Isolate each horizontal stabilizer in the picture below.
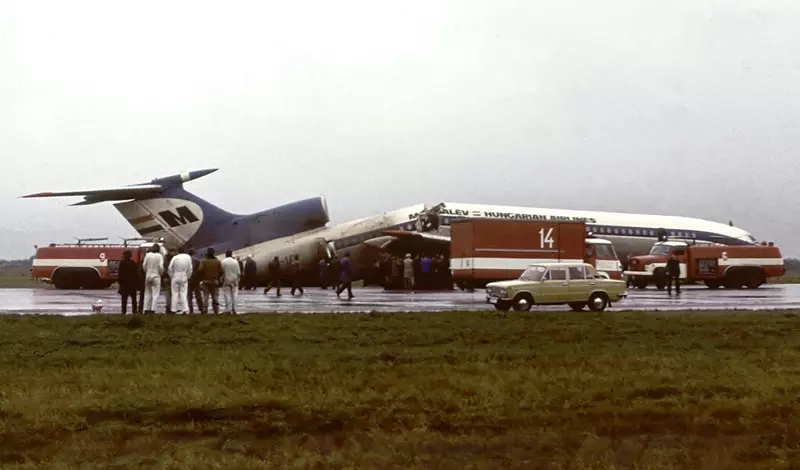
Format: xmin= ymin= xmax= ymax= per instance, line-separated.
xmin=19 ymin=169 xmax=218 ymax=205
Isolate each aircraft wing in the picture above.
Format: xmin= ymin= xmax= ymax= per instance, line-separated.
xmin=21 ymin=185 xmax=164 ymax=206
xmin=381 ymin=229 xmax=452 ymax=244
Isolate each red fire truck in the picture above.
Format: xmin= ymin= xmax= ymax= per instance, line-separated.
xmin=31 ymin=238 xmax=153 ymax=289
xmin=624 ymin=239 xmax=785 ymax=290
xmin=450 ymin=219 xmax=623 ymax=286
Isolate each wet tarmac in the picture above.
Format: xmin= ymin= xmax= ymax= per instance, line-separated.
xmin=1 ymin=284 xmax=799 ymax=315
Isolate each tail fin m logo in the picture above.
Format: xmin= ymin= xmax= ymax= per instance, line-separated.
xmin=159 ymin=206 xmax=200 ymax=228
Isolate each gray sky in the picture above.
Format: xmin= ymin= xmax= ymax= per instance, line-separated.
xmin=1 ymin=0 xmax=798 ymax=259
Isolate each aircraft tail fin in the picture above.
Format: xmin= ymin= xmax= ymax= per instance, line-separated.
xmin=113 ymin=186 xmax=235 ymax=250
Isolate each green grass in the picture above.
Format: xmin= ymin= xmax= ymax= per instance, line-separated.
xmin=0 ymin=267 xmax=45 ymax=289
xmin=4 ymin=312 xmax=800 ymax=468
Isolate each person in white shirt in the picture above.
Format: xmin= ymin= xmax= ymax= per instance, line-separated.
xmin=142 ymin=244 xmax=164 ymax=313
xmin=221 ymin=249 xmax=242 ymax=314
xmin=168 ymin=246 xmax=193 ymax=314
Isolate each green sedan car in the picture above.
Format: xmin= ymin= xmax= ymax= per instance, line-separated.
xmin=485 ymin=262 xmax=628 ymax=312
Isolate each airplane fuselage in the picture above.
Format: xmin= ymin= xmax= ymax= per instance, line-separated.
xmin=230 ymin=201 xmax=758 ymax=284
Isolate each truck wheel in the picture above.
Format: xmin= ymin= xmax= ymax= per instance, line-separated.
xmin=569 ymin=302 xmax=586 ymax=312
xmin=587 ymin=293 xmax=608 ymax=312
xmin=494 ymin=300 xmax=512 ymax=312
xmin=512 ymin=293 xmax=533 ymax=311
xmin=653 ymin=269 xmax=666 ymax=290
xmin=723 ymin=270 xmax=744 ymax=289
xmin=704 ymin=280 xmax=721 ymax=289
xmin=745 ymin=271 xmax=765 ymax=289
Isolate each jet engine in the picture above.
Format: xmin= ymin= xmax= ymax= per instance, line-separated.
xmin=235 ymin=236 xmax=334 ymax=281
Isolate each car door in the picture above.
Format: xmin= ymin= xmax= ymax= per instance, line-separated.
xmin=541 ymin=266 xmax=569 ymax=303
xmin=567 ymin=265 xmax=593 ymax=301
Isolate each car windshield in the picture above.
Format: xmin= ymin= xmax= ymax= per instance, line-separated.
xmin=519 ymin=266 xmax=546 ymax=281
xmin=649 ymin=245 xmax=672 ymax=255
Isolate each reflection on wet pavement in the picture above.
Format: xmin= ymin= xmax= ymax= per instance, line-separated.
xmin=0 ymin=284 xmax=798 ymax=316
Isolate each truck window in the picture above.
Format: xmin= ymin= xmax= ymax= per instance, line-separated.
xmin=568 ymin=266 xmax=586 ymax=280
xmin=649 ymin=245 xmax=671 ymax=255
xmin=547 ymin=268 xmax=567 ymax=281
xmin=595 ymin=244 xmax=615 ymax=259
xmin=584 ymin=245 xmax=594 ymax=257
xmin=673 ymin=248 xmax=686 ymax=256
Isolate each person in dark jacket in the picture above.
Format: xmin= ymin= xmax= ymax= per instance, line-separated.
xmin=335 ymin=251 xmax=354 ymax=300
xmin=263 ymin=256 xmax=282 ymax=296
xmin=118 ymin=250 xmax=139 ymax=314
xmin=289 ymin=254 xmax=304 ymax=295
xmin=197 ymin=247 xmax=222 ymax=314
xmin=666 ymin=253 xmax=681 ymax=295
xmin=187 ymin=248 xmax=203 ymax=314
xmin=243 ymin=255 xmax=258 ymax=290
xmin=318 ymin=257 xmax=330 ymax=289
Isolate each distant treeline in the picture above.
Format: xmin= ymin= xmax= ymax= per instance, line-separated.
xmin=0 ymin=257 xmax=33 ymax=270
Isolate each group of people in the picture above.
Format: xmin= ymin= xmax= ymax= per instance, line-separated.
xmin=116 ymin=247 xmax=358 ymax=314
xmin=117 ymin=244 xmax=243 ymax=315
xmin=374 ymin=253 xmax=451 ymax=291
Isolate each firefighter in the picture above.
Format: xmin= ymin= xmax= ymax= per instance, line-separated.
xmin=263 ymin=256 xmax=282 ymax=296
xmin=118 ymin=250 xmax=139 ymax=314
xmin=168 ymin=246 xmax=193 ymax=314
xmin=142 ymin=244 xmax=164 ymax=313
xmin=336 ymin=251 xmax=354 ymax=299
xmin=666 ymin=253 xmax=681 ymax=295
xmin=197 ymin=247 xmax=222 ymax=314
xmin=221 ymin=249 xmax=241 ymax=314
xmin=187 ymin=248 xmax=203 ymax=314
xmin=289 ymin=254 xmax=304 ymax=296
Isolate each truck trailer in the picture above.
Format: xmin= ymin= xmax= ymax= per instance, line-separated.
xmin=449 ymin=218 xmax=622 ymax=287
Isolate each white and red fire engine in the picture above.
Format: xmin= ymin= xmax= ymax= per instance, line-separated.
xmin=624 ymin=239 xmax=784 ymax=290
xmin=31 ymin=238 xmax=154 ymax=289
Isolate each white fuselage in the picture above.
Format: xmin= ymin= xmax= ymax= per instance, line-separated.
xmin=228 ymin=201 xmax=758 ymax=280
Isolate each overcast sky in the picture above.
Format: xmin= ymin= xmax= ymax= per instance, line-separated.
xmin=1 ymin=0 xmax=798 ymax=259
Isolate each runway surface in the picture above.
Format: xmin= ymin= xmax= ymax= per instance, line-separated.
xmin=1 ymin=284 xmax=799 ymax=315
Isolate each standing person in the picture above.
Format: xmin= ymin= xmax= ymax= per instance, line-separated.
xmin=118 ymin=250 xmax=139 ymax=315
xmin=289 ymin=254 xmax=305 ymax=296
xmin=244 ymin=255 xmax=258 ymax=290
xmin=187 ymin=248 xmax=203 ymax=314
xmin=336 ymin=251 xmax=354 ymax=300
xmin=390 ymin=255 xmax=402 ymax=290
xmin=318 ymin=257 xmax=330 ymax=289
xmin=419 ymin=254 xmax=432 ymax=290
xmin=142 ymin=244 xmax=164 ymax=313
xmin=402 ymin=254 xmax=414 ymax=291
xmin=264 ymin=256 xmax=282 ymax=296
xmin=162 ymin=248 xmax=176 ymax=314
xmin=221 ymin=250 xmax=241 ymax=314
xmin=666 ymin=253 xmax=681 ymax=295
xmin=197 ymin=247 xmax=222 ymax=314
xmin=168 ymin=247 xmax=193 ymax=314
xmin=136 ymin=250 xmax=145 ymax=313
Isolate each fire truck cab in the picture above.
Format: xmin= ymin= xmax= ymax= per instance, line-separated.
xmin=625 ymin=239 xmax=785 ymax=290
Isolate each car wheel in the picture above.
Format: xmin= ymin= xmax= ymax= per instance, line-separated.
xmin=512 ymin=294 xmax=533 ymax=311
xmin=587 ymin=293 xmax=608 ymax=312
xmin=569 ymin=302 xmax=585 ymax=312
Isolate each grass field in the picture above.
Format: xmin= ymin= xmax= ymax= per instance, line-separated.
xmin=3 ymin=312 xmax=800 ymax=468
